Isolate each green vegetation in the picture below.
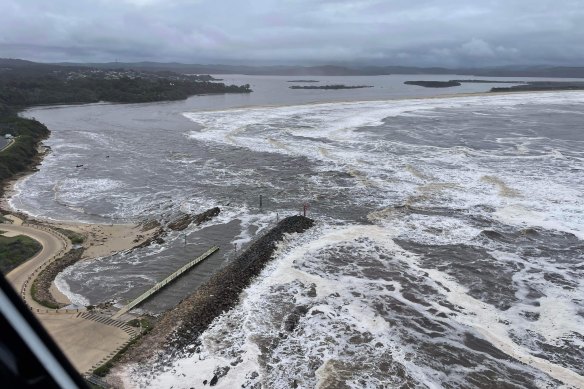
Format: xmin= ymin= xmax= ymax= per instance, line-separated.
xmin=0 ymin=60 xmax=252 ymax=198
xmin=30 ymin=281 xmax=60 ymax=309
xmin=31 ymin=248 xmax=84 ymax=309
xmin=0 ymin=75 xmax=251 ymax=106
xmin=404 ymin=80 xmax=461 ymax=88
xmin=0 ymin=234 xmax=42 ymax=273
xmin=0 ymin=61 xmax=251 ymax=107
xmin=289 ymin=84 xmax=373 ymax=90
xmin=0 ymin=114 xmax=50 ymax=195
xmin=55 ymin=227 xmax=85 ymax=244
xmin=127 ymin=317 xmax=153 ymax=332
xmin=491 ymin=81 xmax=584 ymax=93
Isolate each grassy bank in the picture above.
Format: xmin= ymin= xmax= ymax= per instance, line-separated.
xmin=0 ymin=233 xmax=42 ymax=273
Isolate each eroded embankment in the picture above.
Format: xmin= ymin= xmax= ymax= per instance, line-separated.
xmin=121 ymin=215 xmax=314 ymax=364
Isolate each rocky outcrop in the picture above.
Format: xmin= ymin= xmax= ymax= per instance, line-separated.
xmin=192 ymin=207 xmax=221 ymax=226
xmin=140 ymin=219 xmax=161 ymax=232
xmin=167 ymin=214 xmax=191 ymax=231
xmin=167 ymin=207 xmax=220 ymax=231
xmin=132 ymin=227 xmax=165 ymax=250
xmin=122 ymin=215 xmax=314 ymax=363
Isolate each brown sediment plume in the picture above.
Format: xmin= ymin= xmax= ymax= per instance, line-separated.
xmin=481 ymin=175 xmax=521 ymax=197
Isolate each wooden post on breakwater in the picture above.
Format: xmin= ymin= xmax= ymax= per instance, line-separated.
xmin=112 ymin=246 xmax=219 ymax=319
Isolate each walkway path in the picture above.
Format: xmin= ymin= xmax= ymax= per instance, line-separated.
xmin=4 ymin=221 xmax=69 ymax=310
xmin=3 ymin=219 xmax=136 ymax=374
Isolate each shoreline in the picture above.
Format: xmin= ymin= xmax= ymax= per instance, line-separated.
xmin=3 ymin=88 xmax=583 ymax=382
xmin=4 ymin=87 xmax=583 ymax=307
xmin=2 ymin=172 xmax=161 ymax=306
xmin=109 ymin=215 xmax=314 ymax=386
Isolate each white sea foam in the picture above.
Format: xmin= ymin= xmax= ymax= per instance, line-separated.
xmin=55 ymin=178 xmax=124 ymax=203
xmin=11 ymin=91 xmax=584 ymax=386
xmin=54 ymin=268 xmax=90 ymax=306
xmin=133 ymin=222 xmax=583 ymax=387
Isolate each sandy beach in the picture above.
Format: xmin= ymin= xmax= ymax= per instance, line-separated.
xmin=2 ymin=172 xmax=160 ymax=374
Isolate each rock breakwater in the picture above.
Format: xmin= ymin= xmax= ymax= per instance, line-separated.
xmin=122 ymin=215 xmax=314 ymax=364
xmin=167 ymin=207 xmax=221 ymax=231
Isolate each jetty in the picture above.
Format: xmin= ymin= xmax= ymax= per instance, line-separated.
xmin=112 ymin=246 xmax=219 ymax=319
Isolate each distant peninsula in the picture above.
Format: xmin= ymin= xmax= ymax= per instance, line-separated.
xmin=289 ymin=84 xmax=373 ymax=90
xmin=403 ymin=78 xmax=584 ymax=93
xmin=490 ymin=81 xmax=584 ymax=93
xmin=287 ymin=80 xmax=319 ymax=83
xmin=405 ymin=80 xmax=527 ymax=88
xmin=0 ymin=59 xmax=252 ymax=198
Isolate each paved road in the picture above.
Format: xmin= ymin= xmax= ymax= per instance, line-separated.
xmin=2 ymin=222 xmax=134 ymax=374
xmin=4 ymin=223 xmax=68 ymax=310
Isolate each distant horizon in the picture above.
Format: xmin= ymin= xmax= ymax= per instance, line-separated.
xmin=6 ymin=57 xmax=584 ymax=70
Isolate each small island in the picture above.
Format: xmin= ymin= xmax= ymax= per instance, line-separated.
xmin=289 ymin=84 xmax=373 ymax=90
xmin=286 ymin=80 xmax=320 ymax=83
xmin=450 ymin=79 xmax=525 ymax=84
xmin=404 ymin=80 xmax=461 ymax=88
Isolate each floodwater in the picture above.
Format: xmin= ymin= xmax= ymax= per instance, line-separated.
xmin=12 ymin=74 xmax=584 ymax=388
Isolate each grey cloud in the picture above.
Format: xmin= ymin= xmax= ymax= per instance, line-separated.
xmin=0 ymin=0 xmax=583 ymax=66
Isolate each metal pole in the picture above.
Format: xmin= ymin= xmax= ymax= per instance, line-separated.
xmin=259 ymin=195 xmax=263 ymax=209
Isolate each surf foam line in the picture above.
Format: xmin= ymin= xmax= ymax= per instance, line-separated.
xmin=271 ymin=224 xmax=584 ymax=388
xmin=358 ymin=227 xmax=583 ymax=388
xmin=182 ymin=91 xmax=584 ymax=155
xmin=422 ymin=266 xmax=584 ymax=388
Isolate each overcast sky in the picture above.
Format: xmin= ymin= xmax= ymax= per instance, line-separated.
xmin=2 ymin=0 xmax=583 ymax=66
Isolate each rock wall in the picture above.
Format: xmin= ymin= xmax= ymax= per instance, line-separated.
xmin=32 ymin=248 xmax=84 ymax=308
xmin=122 ymin=215 xmax=314 ymax=363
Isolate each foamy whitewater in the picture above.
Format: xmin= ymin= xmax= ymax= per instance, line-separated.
xmin=15 ymin=88 xmax=584 ymax=388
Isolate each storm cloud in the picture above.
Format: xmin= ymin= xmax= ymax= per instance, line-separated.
xmin=1 ymin=0 xmax=583 ymax=66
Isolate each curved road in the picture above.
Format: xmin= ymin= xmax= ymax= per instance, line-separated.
xmin=4 ymin=223 xmax=68 ymax=310
xmin=2 ymin=221 xmax=133 ymax=374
